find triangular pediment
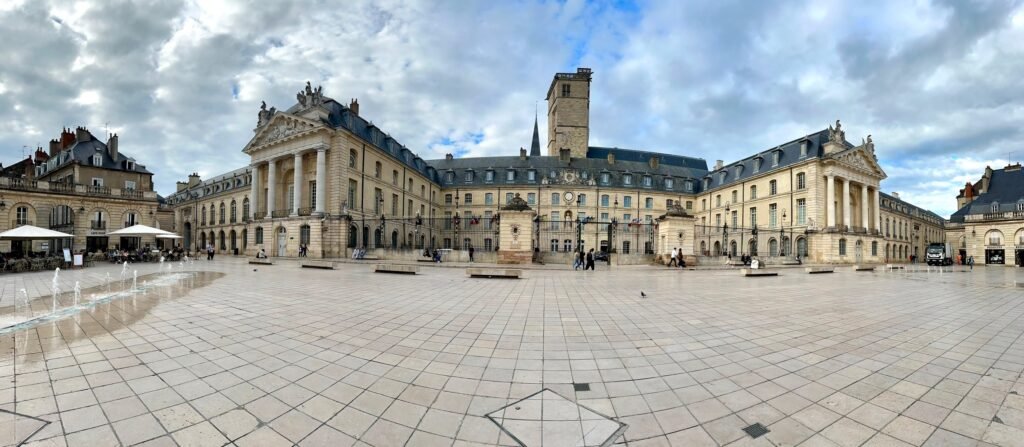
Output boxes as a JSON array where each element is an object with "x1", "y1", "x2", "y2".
[
  {"x1": 243, "y1": 113, "x2": 325, "y2": 153},
  {"x1": 830, "y1": 146, "x2": 887, "y2": 180}
]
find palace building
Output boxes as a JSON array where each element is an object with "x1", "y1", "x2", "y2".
[
  {"x1": 947, "y1": 163, "x2": 1024, "y2": 266},
  {"x1": 166, "y1": 68, "x2": 946, "y2": 264}
]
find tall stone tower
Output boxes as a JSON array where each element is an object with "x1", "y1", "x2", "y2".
[{"x1": 546, "y1": 67, "x2": 592, "y2": 158}]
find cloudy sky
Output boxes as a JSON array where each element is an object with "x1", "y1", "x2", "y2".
[{"x1": 1, "y1": 0, "x2": 1022, "y2": 217}]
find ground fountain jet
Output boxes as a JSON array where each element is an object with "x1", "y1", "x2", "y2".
[
  {"x1": 120, "y1": 262, "x2": 129, "y2": 281},
  {"x1": 133, "y1": 270, "x2": 138, "y2": 290},
  {"x1": 74, "y1": 281, "x2": 81, "y2": 307},
  {"x1": 51, "y1": 268, "x2": 61, "y2": 313}
]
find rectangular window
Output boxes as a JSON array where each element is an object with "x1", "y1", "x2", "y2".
[
  {"x1": 485, "y1": 193, "x2": 493, "y2": 205},
  {"x1": 686, "y1": 201, "x2": 692, "y2": 209},
  {"x1": 769, "y1": 203, "x2": 777, "y2": 228},
  {"x1": 601, "y1": 195, "x2": 609, "y2": 207},
  {"x1": 124, "y1": 180, "x2": 136, "y2": 190},
  {"x1": 445, "y1": 194, "x2": 452, "y2": 205},
  {"x1": 92, "y1": 178, "x2": 104, "y2": 187},
  {"x1": 770, "y1": 180, "x2": 777, "y2": 195},
  {"x1": 731, "y1": 190, "x2": 737, "y2": 203},
  {"x1": 527, "y1": 170, "x2": 536, "y2": 181},
  {"x1": 485, "y1": 171, "x2": 494, "y2": 182},
  {"x1": 287, "y1": 185, "x2": 295, "y2": 211},
  {"x1": 348, "y1": 180, "x2": 358, "y2": 208},
  {"x1": 464, "y1": 171, "x2": 473, "y2": 182},
  {"x1": 685, "y1": 180, "x2": 693, "y2": 192},
  {"x1": 797, "y1": 173, "x2": 806, "y2": 189},
  {"x1": 527, "y1": 193, "x2": 536, "y2": 205},
  {"x1": 373, "y1": 188, "x2": 382, "y2": 214},
  {"x1": 407, "y1": 199, "x2": 413, "y2": 216},
  {"x1": 623, "y1": 213, "x2": 632, "y2": 222},
  {"x1": 309, "y1": 181, "x2": 317, "y2": 208},
  {"x1": 715, "y1": 214, "x2": 721, "y2": 226},
  {"x1": 506, "y1": 192, "x2": 513, "y2": 203},
  {"x1": 551, "y1": 193, "x2": 560, "y2": 205},
  {"x1": 623, "y1": 174, "x2": 632, "y2": 185},
  {"x1": 550, "y1": 212, "x2": 559, "y2": 230},
  {"x1": 485, "y1": 211, "x2": 494, "y2": 229},
  {"x1": 600, "y1": 173, "x2": 609, "y2": 184},
  {"x1": 93, "y1": 154, "x2": 102, "y2": 166},
  {"x1": 716, "y1": 195, "x2": 721, "y2": 207},
  {"x1": 623, "y1": 196, "x2": 632, "y2": 208},
  {"x1": 749, "y1": 207, "x2": 757, "y2": 227},
  {"x1": 645, "y1": 198, "x2": 653, "y2": 209},
  {"x1": 393, "y1": 171, "x2": 399, "y2": 185},
  {"x1": 506, "y1": 170, "x2": 515, "y2": 181},
  {"x1": 642, "y1": 176, "x2": 652, "y2": 187},
  {"x1": 391, "y1": 194, "x2": 398, "y2": 215},
  {"x1": 772, "y1": 152, "x2": 780, "y2": 166},
  {"x1": 562, "y1": 84, "x2": 570, "y2": 97},
  {"x1": 750, "y1": 186, "x2": 757, "y2": 200},
  {"x1": 600, "y1": 212, "x2": 608, "y2": 223},
  {"x1": 463, "y1": 193, "x2": 472, "y2": 205},
  {"x1": 665, "y1": 178, "x2": 674, "y2": 189},
  {"x1": 797, "y1": 199, "x2": 806, "y2": 225},
  {"x1": 578, "y1": 194, "x2": 586, "y2": 206},
  {"x1": 731, "y1": 211, "x2": 738, "y2": 227}
]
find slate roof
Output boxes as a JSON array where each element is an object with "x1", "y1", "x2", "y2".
[
  {"x1": 166, "y1": 166, "x2": 251, "y2": 203},
  {"x1": 880, "y1": 192, "x2": 945, "y2": 224},
  {"x1": 38, "y1": 137, "x2": 153, "y2": 180},
  {"x1": 950, "y1": 165, "x2": 1024, "y2": 222},
  {"x1": 699, "y1": 129, "x2": 839, "y2": 191},
  {"x1": 586, "y1": 146, "x2": 708, "y2": 171}
]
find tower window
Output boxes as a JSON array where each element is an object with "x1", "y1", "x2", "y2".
[{"x1": 561, "y1": 84, "x2": 570, "y2": 97}]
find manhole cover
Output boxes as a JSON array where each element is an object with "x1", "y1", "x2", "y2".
[
  {"x1": 0, "y1": 409, "x2": 50, "y2": 445},
  {"x1": 573, "y1": 383, "x2": 591, "y2": 392},
  {"x1": 486, "y1": 389, "x2": 626, "y2": 446},
  {"x1": 742, "y1": 422, "x2": 770, "y2": 438}
]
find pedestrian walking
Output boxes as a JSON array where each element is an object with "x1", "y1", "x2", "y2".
[
  {"x1": 469, "y1": 246, "x2": 475, "y2": 262},
  {"x1": 585, "y1": 249, "x2": 595, "y2": 270},
  {"x1": 668, "y1": 248, "x2": 678, "y2": 267},
  {"x1": 573, "y1": 250, "x2": 582, "y2": 270},
  {"x1": 206, "y1": 244, "x2": 214, "y2": 261},
  {"x1": 968, "y1": 255, "x2": 974, "y2": 270}
]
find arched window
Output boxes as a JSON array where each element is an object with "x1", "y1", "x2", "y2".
[
  {"x1": 300, "y1": 225, "x2": 311, "y2": 246},
  {"x1": 796, "y1": 172, "x2": 806, "y2": 190},
  {"x1": 986, "y1": 230, "x2": 1003, "y2": 246},
  {"x1": 201, "y1": 207, "x2": 207, "y2": 225},
  {"x1": 230, "y1": 200, "x2": 237, "y2": 223},
  {"x1": 349, "y1": 149, "x2": 358, "y2": 168},
  {"x1": 374, "y1": 161, "x2": 382, "y2": 178},
  {"x1": 769, "y1": 180, "x2": 777, "y2": 195},
  {"x1": 242, "y1": 198, "x2": 250, "y2": 220},
  {"x1": 219, "y1": 231, "x2": 226, "y2": 250},
  {"x1": 797, "y1": 237, "x2": 807, "y2": 258},
  {"x1": 839, "y1": 238, "x2": 847, "y2": 256},
  {"x1": 219, "y1": 203, "x2": 226, "y2": 224},
  {"x1": 15, "y1": 206, "x2": 29, "y2": 225},
  {"x1": 255, "y1": 226, "x2": 263, "y2": 244},
  {"x1": 871, "y1": 241, "x2": 878, "y2": 256},
  {"x1": 768, "y1": 238, "x2": 778, "y2": 256},
  {"x1": 125, "y1": 212, "x2": 138, "y2": 227}
]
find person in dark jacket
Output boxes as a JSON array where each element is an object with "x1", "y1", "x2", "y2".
[{"x1": 585, "y1": 249, "x2": 595, "y2": 270}]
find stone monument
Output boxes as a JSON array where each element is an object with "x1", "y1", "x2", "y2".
[
  {"x1": 656, "y1": 203, "x2": 697, "y2": 266},
  {"x1": 498, "y1": 193, "x2": 534, "y2": 264}
]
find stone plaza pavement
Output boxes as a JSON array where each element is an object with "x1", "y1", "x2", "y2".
[{"x1": 1, "y1": 258, "x2": 1024, "y2": 446}]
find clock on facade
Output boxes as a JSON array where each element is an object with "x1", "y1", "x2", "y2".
[{"x1": 563, "y1": 192, "x2": 575, "y2": 203}]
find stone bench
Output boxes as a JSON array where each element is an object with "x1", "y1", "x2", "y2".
[
  {"x1": 248, "y1": 258, "x2": 273, "y2": 265},
  {"x1": 352, "y1": 256, "x2": 380, "y2": 261},
  {"x1": 853, "y1": 265, "x2": 876, "y2": 272},
  {"x1": 375, "y1": 264, "x2": 419, "y2": 275},
  {"x1": 467, "y1": 268, "x2": 522, "y2": 279},
  {"x1": 806, "y1": 267, "x2": 834, "y2": 274},
  {"x1": 740, "y1": 268, "x2": 778, "y2": 277},
  {"x1": 885, "y1": 264, "x2": 904, "y2": 271},
  {"x1": 301, "y1": 260, "x2": 337, "y2": 269}
]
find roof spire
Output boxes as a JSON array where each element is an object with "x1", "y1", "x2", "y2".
[{"x1": 530, "y1": 109, "x2": 541, "y2": 157}]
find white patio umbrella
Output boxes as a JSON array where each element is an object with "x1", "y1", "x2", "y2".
[
  {"x1": 0, "y1": 225, "x2": 74, "y2": 240},
  {"x1": 155, "y1": 234, "x2": 183, "y2": 239},
  {"x1": 105, "y1": 224, "x2": 175, "y2": 237}
]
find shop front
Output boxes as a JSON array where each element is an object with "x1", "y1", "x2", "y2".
[{"x1": 985, "y1": 248, "x2": 1005, "y2": 265}]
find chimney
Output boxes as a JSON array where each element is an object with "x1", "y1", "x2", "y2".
[
  {"x1": 188, "y1": 172, "x2": 201, "y2": 187},
  {"x1": 49, "y1": 139, "x2": 60, "y2": 156},
  {"x1": 519, "y1": 147, "x2": 527, "y2": 160},
  {"x1": 75, "y1": 126, "x2": 91, "y2": 142},
  {"x1": 60, "y1": 127, "x2": 76, "y2": 149},
  {"x1": 107, "y1": 133, "x2": 118, "y2": 161},
  {"x1": 176, "y1": 181, "x2": 188, "y2": 192},
  {"x1": 34, "y1": 147, "x2": 49, "y2": 163},
  {"x1": 982, "y1": 166, "x2": 993, "y2": 192},
  {"x1": 445, "y1": 153, "x2": 453, "y2": 161},
  {"x1": 559, "y1": 148, "x2": 571, "y2": 163},
  {"x1": 607, "y1": 153, "x2": 615, "y2": 165},
  {"x1": 649, "y1": 156, "x2": 660, "y2": 170},
  {"x1": 891, "y1": 192, "x2": 900, "y2": 199},
  {"x1": 715, "y1": 160, "x2": 723, "y2": 170},
  {"x1": 349, "y1": 98, "x2": 359, "y2": 116}
]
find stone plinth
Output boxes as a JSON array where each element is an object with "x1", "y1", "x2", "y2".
[
  {"x1": 656, "y1": 208, "x2": 696, "y2": 265},
  {"x1": 497, "y1": 194, "x2": 534, "y2": 265}
]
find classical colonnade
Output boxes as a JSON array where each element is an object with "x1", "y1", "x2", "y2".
[
  {"x1": 824, "y1": 173, "x2": 881, "y2": 232},
  {"x1": 249, "y1": 146, "x2": 328, "y2": 219}
]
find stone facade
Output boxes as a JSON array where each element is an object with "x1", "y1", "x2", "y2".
[
  {"x1": 946, "y1": 163, "x2": 1024, "y2": 266},
  {"x1": 166, "y1": 70, "x2": 946, "y2": 265}
]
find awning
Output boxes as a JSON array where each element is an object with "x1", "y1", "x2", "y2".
[{"x1": 0, "y1": 225, "x2": 75, "y2": 240}]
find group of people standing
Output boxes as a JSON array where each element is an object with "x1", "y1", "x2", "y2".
[{"x1": 572, "y1": 249, "x2": 596, "y2": 270}]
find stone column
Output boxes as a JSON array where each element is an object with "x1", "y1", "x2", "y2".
[
  {"x1": 861, "y1": 184, "x2": 869, "y2": 231},
  {"x1": 315, "y1": 148, "x2": 327, "y2": 215},
  {"x1": 842, "y1": 178, "x2": 851, "y2": 229},
  {"x1": 825, "y1": 174, "x2": 836, "y2": 227},
  {"x1": 873, "y1": 188, "x2": 881, "y2": 233},
  {"x1": 250, "y1": 163, "x2": 260, "y2": 220},
  {"x1": 292, "y1": 152, "x2": 303, "y2": 216},
  {"x1": 266, "y1": 159, "x2": 277, "y2": 218}
]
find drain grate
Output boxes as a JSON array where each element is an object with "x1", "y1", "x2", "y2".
[
  {"x1": 742, "y1": 422, "x2": 770, "y2": 439},
  {"x1": 573, "y1": 383, "x2": 591, "y2": 392}
]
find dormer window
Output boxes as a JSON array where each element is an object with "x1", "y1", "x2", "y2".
[
  {"x1": 485, "y1": 170, "x2": 494, "y2": 182},
  {"x1": 772, "y1": 151, "x2": 781, "y2": 167},
  {"x1": 991, "y1": 202, "x2": 999, "y2": 213},
  {"x1": 580, "y1": 171, "x2": 588, "y2": 180},
  {"x1": 93, "y1": 154, "x2": 102, "y2": 166},
  {"x1": 600, "y1": 172, "x2": 610, "y2": 184},
  {"x1": 753, "y1": 158, "x2": 762, "y2": 172},
  {"x1": 703, "y1": 178, "x2": 711, "y2": 189},
  {"x1": 642, "y1": 175, "x2": 652, "y2": 187},
  {"x1": 684, "y1": 180, "x2": 693, "y2": 192},
  {"x1": 445, "y1": 172, "x2": 454, "y2": 183},
  {"x1": 464, "y1": 171, "x2": 474, "y2": 182},
  {"x1": 734, "y1": 166, "x2": 742, "y2": 177},
  {"x1": 665, "y1": 178, "x2": 674, "y2": 189},
  {"x1": 126, "y1": 161, "x2": 135, "y2": 171},
  {"x1": 527, "y1": 170, "x2": 536, "y2": 182},
  {"x1": 506, "y1": 170, "x2": 515, "y2": 182},
  {"x1": 718, "y1": 172, "x2": 726, "y2": 184},
  {"x1": 623, "y1": 174, "x2": 632, "y2": 185}
]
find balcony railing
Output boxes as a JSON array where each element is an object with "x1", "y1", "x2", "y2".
[
  {"x1": 86, "y1": 185, "x2": 111, "y2": 195},
  {"x1": 271, "y1": 209, "x2": 290, "y2": 218},
  {"x1": 297, "y1": 207, "x2": 313, "y2": 216},
  {"x1": 120, "y1": 189, "x2": 143, "y2": 199},
  {"x1": 12, "y1": 220, "x2": 33, "y2": 227},
  {"x1": 7, "y1": 179, "x2": 38, "y2": 191},
  {"x1": 90, "y1": 221, "x2": 107, "y2": 230},
  {"x1": 49, "y1": 183, "x2": 75, "y2": 193}
]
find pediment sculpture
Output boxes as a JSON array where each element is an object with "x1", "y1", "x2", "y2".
[
  {"x1": 296, "y1": 81, "x2": 325, "y2": 109},
  {"x1": 257, "y1": 101, "x2": 277, "y2": 127}
]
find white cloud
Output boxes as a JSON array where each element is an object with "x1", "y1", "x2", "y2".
[{"x1": 0, "y1": 0, "x2": 1020, "y2": 221}]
